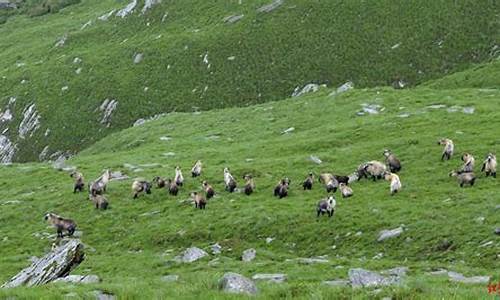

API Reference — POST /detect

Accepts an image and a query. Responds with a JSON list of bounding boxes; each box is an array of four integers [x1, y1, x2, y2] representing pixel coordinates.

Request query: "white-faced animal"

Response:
[[303, 173, 314, 190], [356, 161, 387, 181], [131, 179, 152, 199], [449, 171, 476, 187], [274, 178, 290, 198], [223, 168, 237, 193], [166, 179, 179, 196], [191, 192, 206, 209], [202, 181, 215, 199], [44, 213, 76, 238], [174, 166, 184, 186], [191, 160, 202, 177], [317, 196, 336, 218], [243, 175, 255, 196], [90, 169, 112, 196], [153, 176, 166, 188], [438, 138, 454, 161], [383, 149, 401, 173], [339, 183, 353, 198], [481, 153, 497, 178], [70, 171, 85, 193], [461, 153, 475, 173], [89, 194, 109, 210], [384, 172, 402, 195]]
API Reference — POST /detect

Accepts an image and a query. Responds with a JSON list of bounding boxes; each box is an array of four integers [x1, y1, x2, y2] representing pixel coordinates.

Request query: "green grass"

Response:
[[0, 84, 499, 298], [0, 0, 499, 161]]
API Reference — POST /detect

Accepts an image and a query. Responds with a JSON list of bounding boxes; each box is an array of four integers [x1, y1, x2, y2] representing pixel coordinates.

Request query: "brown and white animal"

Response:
[[166, 179, 179, 196], [243, 175, 255, 195], [131, 179, 152, 199], [202, 181, 215, 199], [449, 171, 476, 187], [191, 192, 206, 209], [44, 213, 76, 238], [383, 149, 401, 173], [384, 172, 402, 195], [481, 153, 497, 178], [70, 171, 85, 193], [89, 194, 109, 210], [356, 161, 387, 181], [339, 183, 353, 198], [191, 160, 202, 177], [438, 138, 454, 161], [274, 178, 290, 198], [153, 176, 166, 188], [317, 196, 336, 218], [460, 153, 475, 173], [174, 166, 184, 186], [90, 169, 111, 196], [303, 173, 314, 190], [319, 173, 338, 193], [223, 168, 237, 193]]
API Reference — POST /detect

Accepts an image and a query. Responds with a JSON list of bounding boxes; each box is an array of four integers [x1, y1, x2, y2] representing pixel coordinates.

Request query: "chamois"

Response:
[[339, 183, 353, 198], [191, 192, 206, 209], [319, 173, 338, 193], [243, 175, 255, 195], [438, 138, 454, 161], [356, 161, 387, 181], [274, 178, 290, 198], [90, 169, 111, 196], [449, 171, 476, 187], [191, 160, 202, 177], [202, 181, 215, 199], [460, 153, 475, 173], [70, 171, 85, 193], [166, 179, 179, 196], [303, 173, 314, 190], [383, 149, 401, 173], [384, 172, 402, 195], [317, 196, 336, 218], [89, 194, 109, 210], [153, 176, 166, 188], [223, 168, 237, 193], [481, 153, 497, 178], [131, 179, 152, 199], [44, 213, 76, 238], [174, 166, 184, 186]]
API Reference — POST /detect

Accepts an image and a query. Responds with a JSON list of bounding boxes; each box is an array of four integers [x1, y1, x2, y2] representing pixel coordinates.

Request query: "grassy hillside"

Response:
[[424, 59, 500, 89], [0, 0, 499, 162], [0, 85, 498, 298]]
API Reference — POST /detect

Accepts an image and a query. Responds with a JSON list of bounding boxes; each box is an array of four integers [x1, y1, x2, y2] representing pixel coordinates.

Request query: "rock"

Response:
[[462, 107, 475, 114], [223, 15, 244, 24], [322, 280, 350, 287], [109, 171, 129, 181], [219, 272, 258, 295], [116, 0, 137, 18], [80, 20, 92, 30], [133, 53, 144, 64], [211, 243, 222, 255], [91, 290, 116, 300], [73, 57, 82, 64], [252, 274, 286, 283], [348, 268, 405, 288], [161, 275, 179, 282], [380, 267, 408, 277], [98, 10, 116, 21], [55, 35, 67, 48], [330, 81, 354, 96], [495, 228, 500, 235], [495, 205, 500, 210], [427, 269, 448, 276], [297, 257, 329, 264], [447, 271, 490, 284], [61, 86, 69, 92], [292, 83, 320, 97], [309, 155, 322, 164], [241, 248, 256, 262], [142, 0, 160, 14], [139, 210, 160, 217], [358, 103, 384, 116], [257, 0, 284, 13], [0, 134, 16, 163], [160, 136, 172, 141], [2, 239, 85, 288], [133, 119, 146, 126], [0, 108, 13, 122], [377, 226, 403, 242], [54, 275, 100, 284], [265, 237, 274, 244], [281, 127, 295, 134], [18, 104, 40, 139], [174, 247, 208, 263], [99, 99, 118, 126]]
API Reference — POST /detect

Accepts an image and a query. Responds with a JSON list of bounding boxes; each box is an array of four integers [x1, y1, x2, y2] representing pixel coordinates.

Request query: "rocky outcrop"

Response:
[[116, 0, 137, 18], [54, 274, 100, 284], [377, 226, 404, 242], [257, 0, 284, 13], [142, 0, 161, 14], [219, 273, 258, 295], [99, 99, 118, 127], [19, 104, 41, 139], [0, 135, 15, 163], [348, 267, 408, 288], [174, 247, 208, 263]]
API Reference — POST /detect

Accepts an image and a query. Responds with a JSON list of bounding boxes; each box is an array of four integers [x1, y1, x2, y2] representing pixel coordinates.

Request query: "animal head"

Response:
[[438, 139, 448, 145], [383, 149, 392, 157], [486, 153, 496, 160], [449, 170, 458, 177], [243, 174, 252, 180], [44, 213, 57, 221], [202, 180, 208, 186], [190, 192, 198, 198], [339, 182, 346, 187], [327, 196, 335, 206], [70, 171, 77, 178], [224, 167, 230, 174], [308, 172, 313, 177], [143, 182, 152, 194], [175, 166, 181, 171], [282, 177, 291, 185]]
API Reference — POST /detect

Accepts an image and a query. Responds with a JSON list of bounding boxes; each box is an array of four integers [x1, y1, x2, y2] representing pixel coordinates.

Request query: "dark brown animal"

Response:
[[70, 171, 85, 193], [44, 213, 76, 238], [274, 178, 290, 198], [202, 181, 215, 199], [153, 176, 166, 188], [303, 173, 314, 190], [243, 175, 255, 195], [166, 179, 179, 196], [191, 192, 206, 209]]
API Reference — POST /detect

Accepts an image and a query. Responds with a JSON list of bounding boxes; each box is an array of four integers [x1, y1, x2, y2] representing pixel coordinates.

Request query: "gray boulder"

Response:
[[252, 273, 286, 283], [377, 226, 404, 242], [348, 268, 405, 288], [161, 275, 179, 282], [223, 15, 244, 24], [241, 248, 256, 262], [447, 271, 490, 284], [219, 272, 258, 295], [174, 247, 208, 263], [54, 275, 100, 284], [257, 0, 284, 13]]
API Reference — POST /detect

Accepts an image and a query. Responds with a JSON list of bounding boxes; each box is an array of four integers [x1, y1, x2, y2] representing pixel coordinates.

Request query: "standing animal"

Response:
[[438, 138, 454, 161], [223, 168, 237, 193], [384, 172, 402, 195], [481, 153, 497, 178], [191, 160, 202, 177], [243, 175, 255, 195], [339, 183, 353, 198], [70, 171, 85, 193], [333, 175, 350, 185], [274, 178, 290, 198], [89, 194, 109, 210], [191, 192, 206, 209], [356, 161, 387, 181], [131, 179, 152, 199], [461, 153, 475, 173], [174, 166, 184, 186], [319, 173, 338, 193], [202, 181, 215, 199], [383, 149, 401, 173], [317, 196, 336, 218], [44, 213, 76, 238], [303, 173, 314, 190], [153, 176, 166, 188], [449, 171, 476, 187], [166, 179, 179, 196], [90, 169, 112, 196]]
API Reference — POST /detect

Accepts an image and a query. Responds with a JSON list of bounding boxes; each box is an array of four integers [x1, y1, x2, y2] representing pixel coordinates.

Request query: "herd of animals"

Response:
[[44, 139, 497, 239]]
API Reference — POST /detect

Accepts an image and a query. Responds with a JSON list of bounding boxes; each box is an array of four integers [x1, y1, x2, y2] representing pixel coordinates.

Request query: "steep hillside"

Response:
[[0, 0, 499, 162], [0, 85, 498, 298]]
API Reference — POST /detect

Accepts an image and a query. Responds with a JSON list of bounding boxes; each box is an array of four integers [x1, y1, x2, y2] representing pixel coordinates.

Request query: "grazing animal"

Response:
[[90, 169, 112, 196], [333, 175, 349, 185], [449, 171, 476, 187], [166, 179, 179, 196], [70, 171, 85, 193], [202, 181, 215, 199], [319, 173, 338, 193], [274, 178, 290, 198], [89, 194, 109, 210], [383, 149, 402, 173], [356, 161, 387, 181], [384, 172, 402, 195], [191, 160, 202, 177], [243, 175, 255, 195], [317, 196, 336, 218], [223, 168, 237, 193], [131, 179, 152, 199], [460, 153, 475, 173], [191, 192, 206, 209], [438, 138, 454, 161], [44, 213, 76, 238], [481, 153, 497, 178], [174, 166, 184, 186], [303, 173, 314, 190], [339, 183, 353, 198], [153, 176, 166, 188]]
